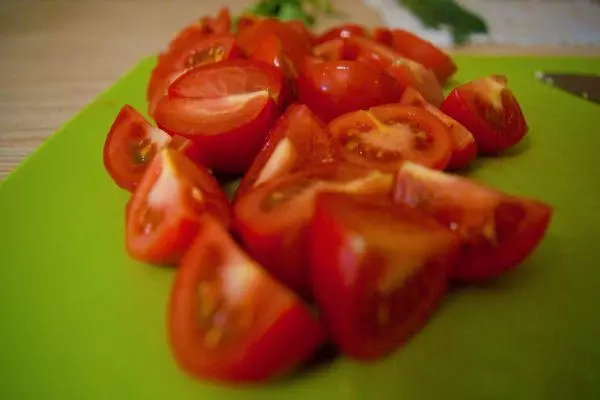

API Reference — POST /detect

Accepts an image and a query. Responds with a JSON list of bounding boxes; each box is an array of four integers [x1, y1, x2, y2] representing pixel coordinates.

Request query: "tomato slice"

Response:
[[314, 24, 365, 44], [440, 75, 528, 154], [234, 104, 339, 201], [309, 192, 458, 360], [103, 105, 208, 192], [200, 7, 231, 36], [312, 39, 346, 61], [169, 214, 324, 383], [327, 105, 453, 171], [373, 28, 457, 85], [147, 35, 243, 116], [296, 60, 401, 123], [154, 60, 284, 173], [393, 162, 553, 281], [400, 87, 477, 170], [233, 164, 396, 296], [125, 148, 230, 264]]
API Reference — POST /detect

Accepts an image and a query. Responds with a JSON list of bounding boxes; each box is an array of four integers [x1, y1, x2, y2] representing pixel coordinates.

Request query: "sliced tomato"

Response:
[[234, 104, 339, 201], [314, 24, 365, 44], [283, 20, 314, 45], [440, 75, 528, 154], [236, 18, 312, 73], [169, 214, 324, 383], [125, 148, 230, 264], [393, 162, 553, 282], [200, 7, 231, 36], [233, 164, 396, 296], [147, 35, 243, 116], [373, 28, 457, 85], [250, 34, 296, 106], [400, 87, 477, 170], [296, 60, 401, 123], [103, 105, 208, 192], [309, 192, 458, 360], [154, 60, 284, 173], [312, 39, 346, 61], [327, 104, 453, 171], [346, 36, 443, 106]]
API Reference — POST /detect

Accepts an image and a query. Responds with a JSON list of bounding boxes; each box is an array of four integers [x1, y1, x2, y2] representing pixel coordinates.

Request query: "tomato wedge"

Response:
[[327, 104, 453, 171], [309, 192, 458, 360], [393, 162, 553, 282], [314, 24, 365, 44], [234, 104, 338, 201], [125, 148, 230, 264], [154, 60, 284, 173], [400, 87, 477, 170], [296, 60, 401, 123], [312, 39, 346, 62], [169, 214, 324, 383], [103, 105, 207, 192], [233, 164, 395, 296], [373, 28, 457, 85], [441, 75, 529, 155]]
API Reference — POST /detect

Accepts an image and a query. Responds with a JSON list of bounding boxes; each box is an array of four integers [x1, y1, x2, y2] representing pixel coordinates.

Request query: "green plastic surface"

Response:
[[1, 56, 600, 399]]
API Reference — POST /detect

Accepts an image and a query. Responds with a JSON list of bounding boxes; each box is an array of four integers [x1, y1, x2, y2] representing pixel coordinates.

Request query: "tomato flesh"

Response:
[[328, 104, 453, 171], [169, 214, 324, 382], [312, 39, 346, 62], [233, 164, 396, 296], [440, 75, 528, 155], [314, 24, 365, 44], [393, 162, 553, 281], [125, 148, 230, 264], [400, 87, 477, 170], [309, 192, 458, 360]]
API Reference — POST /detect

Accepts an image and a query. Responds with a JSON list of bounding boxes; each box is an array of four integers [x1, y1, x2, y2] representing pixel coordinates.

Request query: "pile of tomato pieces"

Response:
[[102, 8, 553, 385]]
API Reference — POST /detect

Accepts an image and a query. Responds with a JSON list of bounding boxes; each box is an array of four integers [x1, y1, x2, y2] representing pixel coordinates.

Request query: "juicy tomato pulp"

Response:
[[103, 105, 206, 192], [373, 28, 457, 85], [169, 214, 324, 383], [327, 104, 453, 171], [148, 36, 242, 116], [346, 36, 443, 106], [312, 39, 346, 62], [154, 60, 284, 173], [234, 104, 338, 201], [233, 164, 396, 296], [296, 60, 401, 123], [441, 76, 528, 155], [394, 162, 553, 281], [309, 193, 458, 360], [125, 148, 230, 264], [399, 87, 477, 170]]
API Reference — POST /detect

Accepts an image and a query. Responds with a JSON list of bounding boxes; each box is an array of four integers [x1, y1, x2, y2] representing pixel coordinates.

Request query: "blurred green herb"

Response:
[[398, 0, 488, 45], [243, 0, 340, 27]]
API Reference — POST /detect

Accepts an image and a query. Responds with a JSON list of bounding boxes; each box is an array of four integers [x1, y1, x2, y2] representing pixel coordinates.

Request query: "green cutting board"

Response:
[[1, 56, 600, 399]]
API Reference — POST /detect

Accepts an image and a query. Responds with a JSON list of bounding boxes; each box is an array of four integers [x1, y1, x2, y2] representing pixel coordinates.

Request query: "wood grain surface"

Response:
[[0, 0, 598, 180]]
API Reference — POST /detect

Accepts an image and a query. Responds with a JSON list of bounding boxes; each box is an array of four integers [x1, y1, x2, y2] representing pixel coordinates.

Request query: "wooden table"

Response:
[[1, 0, 598, 180]]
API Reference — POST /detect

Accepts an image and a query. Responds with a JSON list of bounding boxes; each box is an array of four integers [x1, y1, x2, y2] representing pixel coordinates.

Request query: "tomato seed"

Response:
[[186, 46, 225, 68], [139, 206, 164, 234]]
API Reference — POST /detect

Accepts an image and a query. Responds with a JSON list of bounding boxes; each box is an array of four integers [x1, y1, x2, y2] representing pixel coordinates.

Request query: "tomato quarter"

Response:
[[393, 162, 553, 281], [169, 214, 324, 383], [309, 192, 458, 360]]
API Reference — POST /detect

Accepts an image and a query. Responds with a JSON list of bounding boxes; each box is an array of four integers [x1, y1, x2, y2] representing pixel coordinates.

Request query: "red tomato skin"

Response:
[[440, 77, 529, 155], [296, 60, 402, 123], [125, 149, 230, 264], [169, 215, 324, 383], [314, 24, 365, 44], [394, 162, 553, 282], [308, 193, 458, 360]]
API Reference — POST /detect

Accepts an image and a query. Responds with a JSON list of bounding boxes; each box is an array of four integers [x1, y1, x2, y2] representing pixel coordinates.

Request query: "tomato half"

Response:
[[296, 60, 401, 123], [309, 192, 458, 360], [233, 164, 396, 296], [314, 24, 365, 44], [327, 105, 453, 171], [373, 28, 457, 85], [234, 104, 338, 201], [169, 214, 324, 383], [147, 35, 243, 116], [154, 60, 284, 173], [393, 162, 553, 281], [400, 87, 477, 170], [125, 148, 230, 264], [440, 76, 528, 155], [103, 105, 208, 192]]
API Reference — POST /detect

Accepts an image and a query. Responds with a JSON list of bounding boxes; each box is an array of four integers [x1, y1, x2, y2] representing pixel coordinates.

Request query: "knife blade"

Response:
[[534, 72, 600, 105]]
